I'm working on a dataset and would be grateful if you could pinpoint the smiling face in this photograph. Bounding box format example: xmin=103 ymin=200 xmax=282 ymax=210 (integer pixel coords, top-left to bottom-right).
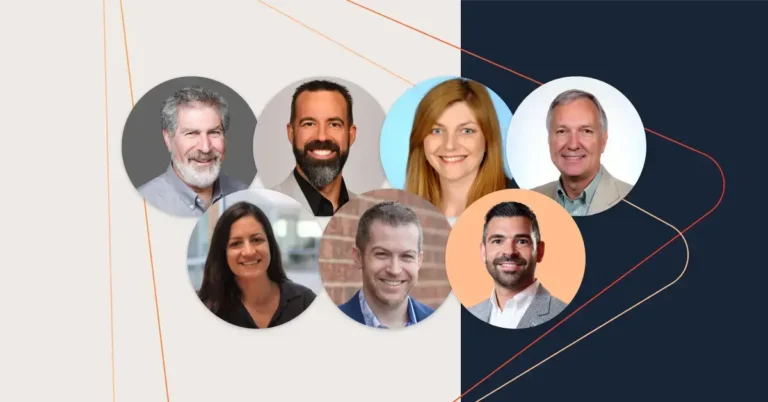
xmin=163 ymin=104 xmax=226 ymax=189
xmin=226 ymin=215 xmax=271 ymax=279
xmin=354 ymin=221 xmax=423 ymax=307
xmin=288 ymin=90 xmax=357 ymax=189
xmin=481 ymin=216 xmax=544 ymax=291
xmin=423 ymin=101 xmax=487 ymax=183
xmin=548 ymin=98 xmax=607 ymax=180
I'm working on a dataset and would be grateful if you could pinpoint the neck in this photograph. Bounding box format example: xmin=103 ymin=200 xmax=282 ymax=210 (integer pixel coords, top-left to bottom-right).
xmin=439 ymin=170 xmax=478 ymax=217
xmin=296 ymin=165 xmax=343 ymax=211
xmin=365 ymin=289 xmax=409 ymax=328
xmin=561 ymin=168 xmax=599 ymax=200
xmin=494 ymin=277 xmax=535 ymax=311
xmin=237 ymin=275 xmax=278 ymax=307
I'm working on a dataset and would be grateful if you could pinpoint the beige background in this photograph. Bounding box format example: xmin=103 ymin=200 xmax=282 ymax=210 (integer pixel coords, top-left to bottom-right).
xmin=446 ymin=189 xmax=586 ymax=307
xmin=0 ymin=1 xmax=462 ymax=401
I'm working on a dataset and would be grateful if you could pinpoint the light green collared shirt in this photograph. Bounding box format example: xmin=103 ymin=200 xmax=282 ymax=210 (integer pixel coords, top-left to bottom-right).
xmin=556 ymin=165 xmax=604 ymax=216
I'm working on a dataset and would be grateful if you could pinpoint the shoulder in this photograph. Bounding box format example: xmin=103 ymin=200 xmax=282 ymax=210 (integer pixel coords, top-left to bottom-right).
xmin=411 ymin=297 xmax=435 ymax=315
xmin=282 ymin=280 xmax=316 ymax=306
xmin=537 ymin=284 xmax=567 ymax=315
xmin=532 ymin=179 xmax=559 ymax=195
xmin=271 ymin=171 xmax=296 ymax=192
xmin=137 ymin=174 xmax=166 ymax=196
xmin=218 ymin=173 xmax=249 ymax=192
xmin=338 ymin=291 xmax=360 ymax=311
xmin=601 ymin=168 xmax=633 ymax=197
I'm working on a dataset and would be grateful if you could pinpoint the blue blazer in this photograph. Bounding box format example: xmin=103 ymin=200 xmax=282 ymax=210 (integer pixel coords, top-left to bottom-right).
xmin=338 ymin=289 xmax=435 ymax=325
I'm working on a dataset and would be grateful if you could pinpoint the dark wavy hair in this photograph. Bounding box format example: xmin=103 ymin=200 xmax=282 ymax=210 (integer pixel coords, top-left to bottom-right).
xmin=198 ymin=201 xmax=288 ymax=315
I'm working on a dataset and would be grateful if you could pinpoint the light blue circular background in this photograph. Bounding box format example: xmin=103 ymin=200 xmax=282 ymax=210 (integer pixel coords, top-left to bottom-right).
xmin=380 ymin=76 xmax=513 ymax=189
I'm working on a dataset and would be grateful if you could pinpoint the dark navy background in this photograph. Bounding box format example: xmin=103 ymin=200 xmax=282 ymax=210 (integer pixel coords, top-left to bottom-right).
xmin=460 ymin=1 xmax=761 ymax=400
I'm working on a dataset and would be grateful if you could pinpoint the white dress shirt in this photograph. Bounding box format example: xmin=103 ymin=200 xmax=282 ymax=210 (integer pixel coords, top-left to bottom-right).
xmin=488 ymin=280 xmax=540 ymax=329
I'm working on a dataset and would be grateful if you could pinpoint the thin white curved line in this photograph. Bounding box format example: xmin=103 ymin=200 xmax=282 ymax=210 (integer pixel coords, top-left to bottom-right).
xmin=476 ymin=199 xmax=690 ymax=401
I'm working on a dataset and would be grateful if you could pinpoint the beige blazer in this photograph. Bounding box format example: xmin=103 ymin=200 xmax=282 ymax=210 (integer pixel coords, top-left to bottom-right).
xmin=532 ymin=166 xmax=633 ymax=215
xmin=271 ymin=171 xmax=357 ymax=215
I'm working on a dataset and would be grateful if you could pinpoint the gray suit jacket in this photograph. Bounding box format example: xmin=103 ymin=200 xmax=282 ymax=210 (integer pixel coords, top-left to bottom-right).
xmin=468 ymin=283 xmax=567 ymax=329
xmin=532 ymin=166 xmax=632 ymax=216
xmin=271 ymin=171 xmax=357 ymax=215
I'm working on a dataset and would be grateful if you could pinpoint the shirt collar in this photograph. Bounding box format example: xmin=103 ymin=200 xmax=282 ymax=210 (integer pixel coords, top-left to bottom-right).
xmin=163 ymin=163 xmax=222 ymax=212
xmin=557 ymin=164 xmax=604 ymax=204
xmin=489 ymin=279 xmax=539 ymax=312
xmin=359 ymin=288 xmax=417 ymax=328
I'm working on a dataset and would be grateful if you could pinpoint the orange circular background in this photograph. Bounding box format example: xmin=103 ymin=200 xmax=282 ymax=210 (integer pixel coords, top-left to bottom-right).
xmin=446 ymin=189 xmax=585 ymax=307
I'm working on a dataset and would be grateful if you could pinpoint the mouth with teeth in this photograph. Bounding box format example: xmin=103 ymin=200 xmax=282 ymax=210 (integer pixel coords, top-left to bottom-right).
xmin=308 ymin=149 xmax=337 ymax=160
xmin=239 ymin=259 xmax=261 ymax=266
xmin=561 ymin=154 xmax=586 ymax=163
xmin=439 ymin=155 xmax=467 ymax=164
xmin=378 ymin=278 xmax=407 ymax=287
xmin=496 ymin=262 xmax=523 ymax=273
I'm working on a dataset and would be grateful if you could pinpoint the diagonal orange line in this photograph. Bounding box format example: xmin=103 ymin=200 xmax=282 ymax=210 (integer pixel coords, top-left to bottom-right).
xmin=118 ymin=1 xmax=170 ymax=401
xmin=340 ymin=2 xmax=727 ymax=401
xmin=257 ymin=0 xmax=414 ymax=86
xmin=346 ymin=0 xmax=544 ymax=86
xmin=101 ymin=0 xmax=116 ymax=400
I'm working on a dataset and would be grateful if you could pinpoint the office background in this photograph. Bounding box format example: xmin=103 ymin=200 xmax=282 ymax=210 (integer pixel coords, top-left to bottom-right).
xmin=187 ymin=189 xmax=324 ymax=295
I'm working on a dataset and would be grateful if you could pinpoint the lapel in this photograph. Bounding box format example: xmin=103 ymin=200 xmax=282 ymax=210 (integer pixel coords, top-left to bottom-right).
xmin=274 ymin=172 xmax=313 ymax=213
xmin=518 ymin=285 xmax=553 ymax=329
xmin=588 ymin=168 xmax=621 ymax=215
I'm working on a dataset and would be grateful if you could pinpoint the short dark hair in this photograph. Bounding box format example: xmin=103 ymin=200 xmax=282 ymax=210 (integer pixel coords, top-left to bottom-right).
xmin=482 ymin=201 xmax=541 ymax=245
xmin=198 ymin=202 xmax=288 ymax=315
xmin=355 ymin=201 xmax=422 ymax=254
xmin=289 ymin=79 xmax=354 ymax=126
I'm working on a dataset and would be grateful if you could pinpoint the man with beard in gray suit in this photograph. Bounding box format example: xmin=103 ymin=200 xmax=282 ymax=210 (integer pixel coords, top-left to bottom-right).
xmin=468 ymin=201 xmax=567 ymax=329
xmin=272 ymin=79 xmax=357 ymax=216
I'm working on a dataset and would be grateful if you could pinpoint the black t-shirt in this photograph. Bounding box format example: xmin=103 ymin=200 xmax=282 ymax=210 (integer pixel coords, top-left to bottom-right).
xmin=293 ymin=168 xmax=350 ymax=216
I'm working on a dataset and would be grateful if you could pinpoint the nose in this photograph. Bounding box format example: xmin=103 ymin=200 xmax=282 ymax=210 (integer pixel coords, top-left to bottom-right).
xmin=443 ymin=131 xmax=457 ymax=151
xmin=565 ymin=132 xmax=580 ymax=149
xmin=384 ymin=258 xmax=403 ymax=276
xmin=502 ymin=239 xmax=519 ymax=254
xmin=316 ymin=124 xmax=329 ymax=142
xmin=242 ymin=242 xmax=257 ymax=257
xmin=198 ymin=133 xmax=212 ymax=153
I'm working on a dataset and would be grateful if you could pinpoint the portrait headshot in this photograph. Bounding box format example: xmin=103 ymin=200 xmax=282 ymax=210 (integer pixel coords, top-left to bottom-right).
xmin=319 ymin=189 xmax=452 ymax=329
xmin=122 ymin=76 xmax=259 ymax=218
xmin=379 ymin=76 xmax=515 ymax=219
xmin=505 ymin=76 xmax=647 ymax=216
xmin=445 ymin=189 xmax=585 ymax=329
xmin=186 ymin=188 xmax=323 ymax=329
xmin=252 ymin=76 xmax=387 ymax=217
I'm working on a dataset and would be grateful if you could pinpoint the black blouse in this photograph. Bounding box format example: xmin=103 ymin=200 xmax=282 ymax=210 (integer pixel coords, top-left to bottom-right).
xmin=216 ymin=280 xmax=316 ymax=329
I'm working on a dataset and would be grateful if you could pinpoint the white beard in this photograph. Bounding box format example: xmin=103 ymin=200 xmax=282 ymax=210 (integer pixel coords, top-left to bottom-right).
xmin=172 ymin=151 xmax=221 ymax=188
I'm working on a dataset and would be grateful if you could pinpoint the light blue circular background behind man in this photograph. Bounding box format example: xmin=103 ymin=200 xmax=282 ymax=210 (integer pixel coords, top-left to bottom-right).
xmin=379 ymin=76 xmax=513 ymax=189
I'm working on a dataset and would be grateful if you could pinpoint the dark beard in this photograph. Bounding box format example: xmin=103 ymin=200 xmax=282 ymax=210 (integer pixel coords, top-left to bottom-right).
xmin=486 ymin=253 xmax=534 ymax=289
xmin=292 ymin=139 xmax=349 ymax=189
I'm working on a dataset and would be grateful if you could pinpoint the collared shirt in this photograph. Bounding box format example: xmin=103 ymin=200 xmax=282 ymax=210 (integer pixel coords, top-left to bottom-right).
xmin=488 ymin=280 xmax=539 ymax=329
xmin=359 ymin=288 xmax=418 ymax=329
xmin=138 ymin=163 xmax=248 ymax=217
xmin=556 ymin=165 xmax=604 ymax=216
xmin=293 ymin=167 xmax=350 ymax=216
xmin=213 ymin=280 xmax=316 ymax=329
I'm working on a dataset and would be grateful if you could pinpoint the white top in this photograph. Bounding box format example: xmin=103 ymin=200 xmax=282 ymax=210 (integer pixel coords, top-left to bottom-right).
xmin=488 ymin=280 xmax=540 ymax=329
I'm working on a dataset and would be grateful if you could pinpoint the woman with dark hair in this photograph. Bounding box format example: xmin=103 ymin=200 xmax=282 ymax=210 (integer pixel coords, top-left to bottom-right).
xmin=198 ymin=201 xmax=316 ymax=329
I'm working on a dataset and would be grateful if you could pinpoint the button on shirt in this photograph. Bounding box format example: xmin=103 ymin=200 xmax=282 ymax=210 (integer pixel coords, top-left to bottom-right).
xmin=359 ymin=288 xmax=418 ymax=328
xmin=556 ymin=165 xmax=604 ymax=216
xmin=488 ymin=280 xmax=540 ymax=329
xmin=138 ymin=163 xmax=248 ymax=217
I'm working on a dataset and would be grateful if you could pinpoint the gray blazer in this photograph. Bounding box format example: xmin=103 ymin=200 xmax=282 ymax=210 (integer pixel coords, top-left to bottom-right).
xmin=468 ymin=284 xmax=567 ymax=329
xmin=271 ymin=171 xmax=357 ymax=214
xmin=532 ymin=166 xmax=633 ymax=216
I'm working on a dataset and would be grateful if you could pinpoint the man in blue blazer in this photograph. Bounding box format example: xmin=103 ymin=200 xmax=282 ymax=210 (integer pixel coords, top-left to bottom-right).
xmin=337 ymin=201 xmax=435 ymax=328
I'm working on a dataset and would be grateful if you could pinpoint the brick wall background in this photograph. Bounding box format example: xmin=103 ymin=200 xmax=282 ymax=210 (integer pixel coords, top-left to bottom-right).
xmin=319 ymin=188 xmax=452 ymax=309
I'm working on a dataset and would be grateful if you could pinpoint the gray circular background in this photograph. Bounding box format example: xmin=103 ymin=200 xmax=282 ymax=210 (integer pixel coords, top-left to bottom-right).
xmin=122 ymin=76 xmax=258 ymax=191
xmin=253 ymin=76 xmax=387 ymax=192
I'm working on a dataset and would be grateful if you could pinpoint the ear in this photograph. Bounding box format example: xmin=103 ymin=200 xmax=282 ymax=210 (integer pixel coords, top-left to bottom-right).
xmin=417 ymin=250 xmax=424 ymax=270
xmin=480 ymin=241 xmax=487 ymax=265
xmin=349 ymin=124 xmax=358 ymax=147
xmin=286 ymin=123 xmax=294 ymax=144
xmin=162 ymin=130 xmax=173 ymax=152
xmin=536 ymin=241 xmax=545 ymax=263
xmin=352 ymin=246 xmax=363 ymax=269
xmin=600 ymin=129 xmax=609 ymax=154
